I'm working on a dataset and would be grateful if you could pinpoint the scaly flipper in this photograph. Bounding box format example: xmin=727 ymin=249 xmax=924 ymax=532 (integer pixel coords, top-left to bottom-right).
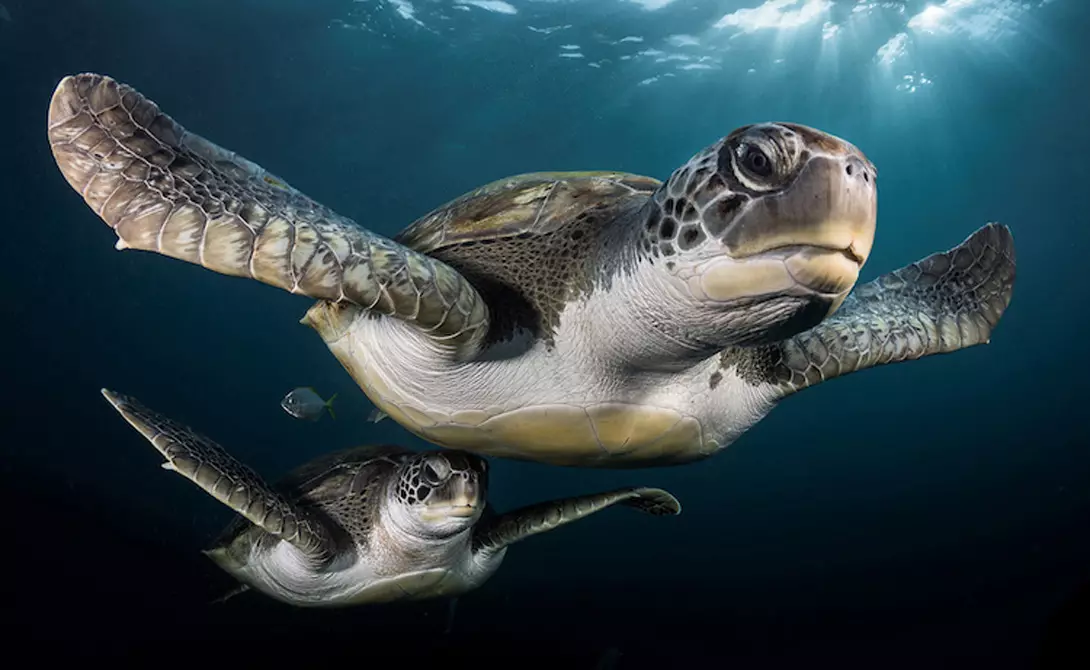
xmin=101 ymin=389 xmax=335 ymax=566
xmin=211 ymin=584 xmax=251 ymax=605
xmin=739 ymin=222 xmax=1015 ymax=396
xmin=472 ymin=487 xmax=680 ymax=557
xmin=49 ymin=74 xmax=489 ymax=349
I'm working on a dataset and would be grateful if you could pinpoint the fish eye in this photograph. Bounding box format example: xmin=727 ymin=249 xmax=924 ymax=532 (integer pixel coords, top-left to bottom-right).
xmin=742 ymin=145 xmax=773 ymax=177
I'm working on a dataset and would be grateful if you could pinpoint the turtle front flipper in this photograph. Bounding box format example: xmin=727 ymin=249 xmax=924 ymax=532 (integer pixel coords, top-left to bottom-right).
xmin=49 ymin=74 xmax=489 ymax=350
xmin=472 ymin=487 xmax=680 ymax=557
xmin=758 ymin=222 xmax=1016 ymax=397
xmin=101 ymin=389 xmax=335 ymax=566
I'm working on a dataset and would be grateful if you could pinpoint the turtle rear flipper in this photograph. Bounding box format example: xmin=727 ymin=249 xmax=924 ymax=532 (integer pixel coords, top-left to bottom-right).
xmin=101 ymin=389 xmax=335 ymax=566
xmin=49 ymin=74 xmax=488 ymax=350
xmin=765 ymin=222 xmax=1016 ymax=396
xmin=210 ymin=584 xmax=251 ymax=605
xmin=472 ymin=487 xmax=681 ymax=557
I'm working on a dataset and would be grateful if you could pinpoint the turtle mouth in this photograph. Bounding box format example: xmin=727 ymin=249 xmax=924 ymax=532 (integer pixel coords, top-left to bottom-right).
xmin=840 ymin=243 xmax=865 ymax=265
xmin=689 ymin=242 xmax=863 ymax=304
xmin=764 ymin=242 xmax=865 ymax=265
xmin=445 ymin=505 xmax=478 ymax=518
xmin=777 ymin=244 xmax=864 ymax=297
xmin=431 ymin=503 xmax=479 ymax=518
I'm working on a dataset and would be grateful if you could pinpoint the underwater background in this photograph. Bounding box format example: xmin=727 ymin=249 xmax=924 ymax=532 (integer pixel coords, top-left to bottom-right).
xmin=1 ymin=0 xmax=1087 ymax=666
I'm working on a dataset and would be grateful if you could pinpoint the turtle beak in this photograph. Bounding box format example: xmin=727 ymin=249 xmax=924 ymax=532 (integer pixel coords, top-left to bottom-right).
xmin=844 ymin=242 xmax=865 ymax=265
xmin=446 ymin=505 xmax=478 ymax=518
xmin=447 ymin=475 xmax=481 ymax=514
xmin=428 ymin=474 xmax=482 ymax=518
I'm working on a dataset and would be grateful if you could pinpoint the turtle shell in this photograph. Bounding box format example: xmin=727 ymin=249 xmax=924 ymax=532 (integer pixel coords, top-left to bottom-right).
xmin=396 ymin=171 xmax=660 ymax=252
xmin=395 ymin=171 xmax=661 ymax=343
xmin=208 ymin=445 xmax=409 ymax=565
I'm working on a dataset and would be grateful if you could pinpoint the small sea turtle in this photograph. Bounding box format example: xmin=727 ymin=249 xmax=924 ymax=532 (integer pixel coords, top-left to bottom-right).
xmin=52 ymin=74 xmax=1016 ymax=468
xmin=101 ymin=389 xmax=680 ymax=607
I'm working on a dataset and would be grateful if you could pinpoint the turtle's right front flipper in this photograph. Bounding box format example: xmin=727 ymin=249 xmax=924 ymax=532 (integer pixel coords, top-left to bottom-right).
xmin=759 ymin=222 xmax=1015 ymax=397
xmin=49 ymin=74 xmax=489 ymax=349
xmin=101 ymin=389 xmax=335 ymax=566
xmin=472 ymin=487 xmax=681 ymax=559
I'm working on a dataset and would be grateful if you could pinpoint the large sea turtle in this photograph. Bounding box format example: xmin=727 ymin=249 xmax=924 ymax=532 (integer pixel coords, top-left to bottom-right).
xmin=101 ymin=389 xmax=680 ymax=606
xmin=50 ymin=74 xmax=1016 ymax=468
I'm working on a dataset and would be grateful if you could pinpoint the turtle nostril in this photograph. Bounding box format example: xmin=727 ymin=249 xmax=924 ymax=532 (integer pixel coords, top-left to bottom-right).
xmin=845 ymin=158 xmax=873 ymax=186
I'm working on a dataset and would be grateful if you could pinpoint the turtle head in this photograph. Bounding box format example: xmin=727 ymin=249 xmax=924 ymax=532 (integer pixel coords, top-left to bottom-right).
xmin=390 ymin=450 xmax=488 ymax=539
xmin=640 ymin=122 xmax=876 ymax=347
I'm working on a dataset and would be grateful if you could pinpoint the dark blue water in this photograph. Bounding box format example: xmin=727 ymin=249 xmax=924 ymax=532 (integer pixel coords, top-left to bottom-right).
xmin=2 ymin=1 xmax=1087 ymax=666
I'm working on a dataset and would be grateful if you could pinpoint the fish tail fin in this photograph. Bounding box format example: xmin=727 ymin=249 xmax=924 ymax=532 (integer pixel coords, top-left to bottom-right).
xmin=326 ymin=393 xmax=337 ymax=420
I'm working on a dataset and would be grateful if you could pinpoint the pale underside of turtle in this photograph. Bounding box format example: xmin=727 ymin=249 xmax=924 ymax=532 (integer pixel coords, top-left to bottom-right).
xmin=101 ymin=390 xmax=680 ymax=607
xmin=49 ymin=74 xmax=1017 ymax=468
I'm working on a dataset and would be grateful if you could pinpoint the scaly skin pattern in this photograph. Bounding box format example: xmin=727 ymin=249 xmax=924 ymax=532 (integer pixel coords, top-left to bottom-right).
xmin=102 ymin=390 xmax=336 ymax=564
xmin=472 ymin=487 xmax=681 ymax=556
xmin=721 ymin=223 xmax=1016 ymax=396
xmin=47 ymin=73 xmax=488 ymax=350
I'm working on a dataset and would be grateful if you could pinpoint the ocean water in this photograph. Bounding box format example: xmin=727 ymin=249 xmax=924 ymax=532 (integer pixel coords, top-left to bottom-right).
xmin=1 ymin=0 xmax=1087 ymax=666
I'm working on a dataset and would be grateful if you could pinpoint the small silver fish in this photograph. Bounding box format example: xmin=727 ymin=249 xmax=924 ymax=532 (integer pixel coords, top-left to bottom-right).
xmin=280 ymin=387 xmax=337 ymax=421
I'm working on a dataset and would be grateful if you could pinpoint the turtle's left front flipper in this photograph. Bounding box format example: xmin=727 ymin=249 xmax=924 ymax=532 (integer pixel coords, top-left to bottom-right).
xmin=101 ymin=389 xmax=336 ymax=566
xmin=472 ymin=487 xmax=680 ymax=558
xmin=760 ymin=222 xmax=1015 ymax=397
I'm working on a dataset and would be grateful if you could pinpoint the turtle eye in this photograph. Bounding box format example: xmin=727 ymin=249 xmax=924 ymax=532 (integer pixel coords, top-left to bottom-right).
xmin=421 ymin=464 xmax=442 ymax=486
xmin=741 ymin=145 xmax=773 ymax=177
xmin=421 ymin=456 xmax=451 ymax=486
